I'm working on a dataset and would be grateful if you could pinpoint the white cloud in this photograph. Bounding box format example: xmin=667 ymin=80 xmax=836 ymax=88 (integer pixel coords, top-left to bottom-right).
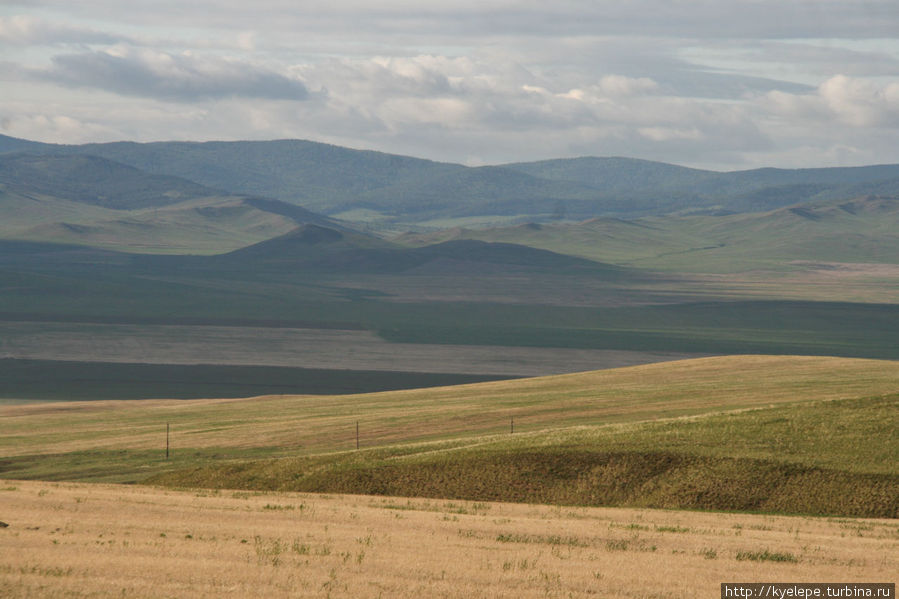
xmin=0 ymin=110 xmax=123 ymax=143
xmin=2 ymin=2 xmax=899 ymax=168
xmin=764 ymin=75 xmax=899 ymax=128
xmin=819 ymin=74 xmax=899 ymax=127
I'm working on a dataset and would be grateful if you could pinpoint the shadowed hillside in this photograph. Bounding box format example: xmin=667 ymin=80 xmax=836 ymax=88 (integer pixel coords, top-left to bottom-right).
xmin=214 ymin=226 xmax=625 ymax=274
xmin=0 ymin=153 xmax=341 ymax=253
xmin=4 ymin=134 xmax=899 ymax=224
xmin=0 ymin=153 xmax=221 ymax=210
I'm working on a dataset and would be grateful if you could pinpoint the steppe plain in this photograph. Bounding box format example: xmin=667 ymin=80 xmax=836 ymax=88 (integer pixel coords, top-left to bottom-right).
xmin=1 ymin=137 xmax=897 ymax=597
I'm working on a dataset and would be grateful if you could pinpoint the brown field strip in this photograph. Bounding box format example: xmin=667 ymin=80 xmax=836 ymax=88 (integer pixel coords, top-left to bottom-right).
xmin=3 ymin=355 xmax=897 ymax=461
xmin=0 ymin=320 xmax=699 ymax=376
xmin=1 ymin=480 xmax=896 ymax=598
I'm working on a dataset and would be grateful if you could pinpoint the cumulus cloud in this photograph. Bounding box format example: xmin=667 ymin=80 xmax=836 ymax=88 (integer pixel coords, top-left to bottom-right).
xmin=4 ymin=1 xmax=899 ymax=168
xmin=285 ymin=53 xmax=771 ymax=167
xmin=819 ymin=75 xmax=899 ymax=127
xmin=33 ymin=47 xmax=310 ymax=102
xmin=764 ymin=75 xmax=899 ymax=128
xmin=0 ymin=109 xmax=125 ymax=144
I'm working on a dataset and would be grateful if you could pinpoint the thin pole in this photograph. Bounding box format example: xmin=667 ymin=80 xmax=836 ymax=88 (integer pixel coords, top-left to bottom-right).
xmin=356 ymin=421 xmax=359 ymax=450
xmin=166 ymin=422 xmax=170 ymax=460
xmin=511 ymin=416 xmax=514 ymax=434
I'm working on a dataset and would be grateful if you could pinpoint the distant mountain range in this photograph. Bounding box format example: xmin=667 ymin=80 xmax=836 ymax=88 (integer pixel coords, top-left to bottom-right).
xmin=3 ymin=134 xmax=899 ymax=227
xmin=1 ymin=133 xmax=898 ymax=273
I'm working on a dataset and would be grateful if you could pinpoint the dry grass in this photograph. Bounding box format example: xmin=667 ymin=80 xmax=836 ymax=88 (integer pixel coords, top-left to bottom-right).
xmin=1 ymin=480 xmax=896 ymax=598
xmin=2 ymin=355 xmax=897 ymax=463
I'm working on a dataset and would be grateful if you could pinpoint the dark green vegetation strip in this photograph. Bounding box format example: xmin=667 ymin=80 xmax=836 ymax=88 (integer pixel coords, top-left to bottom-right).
xmin=147 ymin=395 xmax=899 ymax=518
xmin=3 ymin=238 xmax=898 ymax=360
xmin=2 ymin=256 xmax=897 ymax=359
xmin=0 ymin=358 xmax=509 ymax=400
xmin=375 ymin=300 xmax=899 ymax=359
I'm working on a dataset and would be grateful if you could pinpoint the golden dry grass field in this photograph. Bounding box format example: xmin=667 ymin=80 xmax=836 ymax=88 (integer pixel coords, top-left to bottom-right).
xmin=2 ymin=355 xmax=897 ymax=597
xmin=1 ymin=479 xmax=897 ymax=599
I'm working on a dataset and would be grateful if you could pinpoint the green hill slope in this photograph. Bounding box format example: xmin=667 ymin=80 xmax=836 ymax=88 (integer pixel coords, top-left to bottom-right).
xmin=4 ymin=356 xmax=897 ymax=518
xmin=182 ymin=394 xmax=894 ymax=517
xmin=0 ymin=192 xmax=335 ymax=254
xmin=399 ymin=196 xmax=899 ymax=272
xmin=3 ymin=355 xmax=893 ymax=516
xmin=0 ymin=153 xmax=342 ymax=254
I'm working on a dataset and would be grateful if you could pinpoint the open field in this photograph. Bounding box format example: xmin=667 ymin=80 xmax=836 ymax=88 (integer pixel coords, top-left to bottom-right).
xmin=1 ymin=356 xmax=897 ymax=596
xmin=665 ymin=264 xmax=899 ymax=305
xmin=331 ymin=263 xmax=899 ymax=306
xmin=7 ymin=260 xmax=895 ymax=359
xmin=1 ymin=480 xmax=896 ymax=599
xmin=2 ymin=356 xmax=897 ymax=516
xmin=4 ymin=355 xmax=896 ymax=463
xmin=168 ymin=393 xmax=895 ymax=518
xmin=3 ymin=240 xmax=897 ymax=406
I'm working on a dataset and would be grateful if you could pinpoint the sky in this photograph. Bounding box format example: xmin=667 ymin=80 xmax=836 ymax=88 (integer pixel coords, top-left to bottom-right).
xmin=1 ymin=1 xmax=898 ymax=171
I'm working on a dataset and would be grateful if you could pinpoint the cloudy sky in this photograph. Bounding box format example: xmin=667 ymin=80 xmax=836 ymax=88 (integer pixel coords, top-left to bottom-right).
xmin=2 ymin=1 xmax=898 ymax=170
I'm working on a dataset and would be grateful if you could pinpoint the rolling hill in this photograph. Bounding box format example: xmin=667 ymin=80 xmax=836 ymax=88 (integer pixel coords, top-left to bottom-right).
xmin=397 ymin=195 xmax=899 ymax=272
xmin=0 ymin=153 xmax=221 ymax=210
xmin=3 ymin=355 xmax=897 ymax=517
xmin=211 ymin=226 xmax=625 ymax=275
xmin=0 ymin=153 xmax=341 ymax=254
xmin=4 ymin=134 xmax=899 ymax=225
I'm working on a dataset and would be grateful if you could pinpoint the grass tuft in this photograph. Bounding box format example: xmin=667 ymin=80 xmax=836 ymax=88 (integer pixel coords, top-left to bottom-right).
xmin=735 ymin=549 xmax=799 ymax=563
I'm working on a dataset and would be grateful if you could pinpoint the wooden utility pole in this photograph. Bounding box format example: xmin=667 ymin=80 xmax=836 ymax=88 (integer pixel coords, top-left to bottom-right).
xmin=511 ymin=416 xmax=514 ymax=434
xmin=356 ymin=421 xmax=359 ymax=450
xmin=166 ymin=423 xmax=170 ymax=459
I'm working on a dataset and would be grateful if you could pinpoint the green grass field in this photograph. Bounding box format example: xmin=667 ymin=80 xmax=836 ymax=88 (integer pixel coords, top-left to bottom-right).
xmin=3 ymin=356 xmax=897 ymax=517
xmin=209 ymin=394 xmax=893 ymax=518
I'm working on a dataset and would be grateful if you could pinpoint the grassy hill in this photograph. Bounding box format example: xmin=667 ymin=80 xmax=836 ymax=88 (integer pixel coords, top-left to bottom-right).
xmin=0 ymin=153 xmax=341 ymax=254
xmin=162 ymin=395 xmax=896 ymax=517
xmin=212 ymin=228 xmax=625 ymax=275
xmin=2 ymin=355 xmax=897 ymax=517
xmin=398 ymin=196 xmax=899 ymax=272
xmin=0 ymin=193 xmax=332 ymax=254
